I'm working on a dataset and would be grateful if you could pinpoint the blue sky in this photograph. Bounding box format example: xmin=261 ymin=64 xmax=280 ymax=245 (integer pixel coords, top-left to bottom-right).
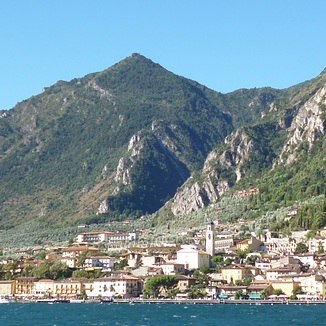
xmin=1 ymin=0 xmax=326 ymax=110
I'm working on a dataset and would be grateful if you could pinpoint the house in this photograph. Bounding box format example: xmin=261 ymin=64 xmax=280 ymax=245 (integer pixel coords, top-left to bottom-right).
xmin=247 ymin=280 xmax=273 ymax=298
xmin=83 ymin=256 xmax=116 ymax=271
xmin=220 ymin=265 xmax=250 ymax=284
xmin=175 ymin=275 xmax=197 ymax=292
xmin=130 ymin=266 xmax=163 ymax=277
xmin=299 ymin=274 xmax=324 ymax=296
xmin=53 ymin=279 xmax=83 ymax=298
xmin=255 ymin=259 xmax=272 ymax=272
xmin=308 ymin=236 xmax=326 ymax=253
xmin=33 ymin=279 xmax=54 ymax=297
xmin=15 ymin=277 xmax=39 ymax=297
xmin=205 ymin=285 xmax=219 ymax=298
xmin=217 ymin=285 xmax=247 ymax=298
xmin=155 ymin=262 xmax=185 ymax=275
xmin=233 ymin=188 xmax=260 ymax=198
xmin=0 ymin=280 xmax=16 ymax=296
xmin=236 ymin=236 xmax=263 ymax=252
xmin=93 ymin=275 xmax=141 ymax=298
xmin=61 ymin=246 xmax=100 ymax=268
xmin=265 ymin=265 xmax=301 ymax=281
xmin=176 ymin=245 xmax=210 ymax=270
xmin=270 ymin=279 xmax=300 ymax=296
xmin=294 ymin=253 xmax=316 ymax=269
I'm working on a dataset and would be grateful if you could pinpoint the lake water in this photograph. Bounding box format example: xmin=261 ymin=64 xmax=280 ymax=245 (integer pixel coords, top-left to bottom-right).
xmin=0 ymin=302 xmax=326 ymax=325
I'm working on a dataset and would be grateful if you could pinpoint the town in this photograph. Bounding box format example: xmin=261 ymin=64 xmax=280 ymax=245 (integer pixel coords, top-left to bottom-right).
xmin=1 ymin=211 xmax=326 ymax=303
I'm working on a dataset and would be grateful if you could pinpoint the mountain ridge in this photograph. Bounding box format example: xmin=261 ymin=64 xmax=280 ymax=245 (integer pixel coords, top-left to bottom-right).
xmin=0 ymin=54 xmax=325 ymax=243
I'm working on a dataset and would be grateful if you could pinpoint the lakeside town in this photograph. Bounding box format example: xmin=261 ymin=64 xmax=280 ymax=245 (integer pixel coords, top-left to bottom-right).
xmin=2 ymin=202 xmax=326 ymax=304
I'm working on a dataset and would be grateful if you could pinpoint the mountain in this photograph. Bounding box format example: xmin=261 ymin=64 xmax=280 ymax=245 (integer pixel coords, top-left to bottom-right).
xmin=0 ymin=53 xmax=235 ymax=228
xmin=0 ymin=53 xmax=325 ymax=241
xmin=168 ymin=69 xmax=326 ymax=224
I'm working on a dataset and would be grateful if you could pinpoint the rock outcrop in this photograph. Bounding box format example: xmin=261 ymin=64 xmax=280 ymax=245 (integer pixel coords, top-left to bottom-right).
xmin=277 ymin=86 xmax=326 ymax=165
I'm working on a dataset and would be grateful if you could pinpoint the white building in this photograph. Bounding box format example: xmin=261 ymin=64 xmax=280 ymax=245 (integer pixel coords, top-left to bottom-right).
xmin=77 ymin=230 xmax=138 ymax=244
xmin=93 ymin=275 xmax=141 ymax=298
xmin=33 ymin=279 xmax=54 ymax=297
xmin=176 ymin=245 xmax=210 ymax=270
xmin=155 ymin=263 xmax=185 ymax=275
xmin=308 ymin=236 xmax=326 ymax=253
xmin=83 ymin=256 xmax=116 ymax=271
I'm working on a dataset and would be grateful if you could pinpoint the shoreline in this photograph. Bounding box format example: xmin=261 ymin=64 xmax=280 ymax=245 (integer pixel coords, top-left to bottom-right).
xmin=7 ymin=298 xmax=326 ymax=305
xmin=113 ymin=298 xmax=326 ymax=305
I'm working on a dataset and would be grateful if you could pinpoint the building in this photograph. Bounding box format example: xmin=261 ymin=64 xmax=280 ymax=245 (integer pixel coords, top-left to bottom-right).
xmin=33 ymin=279 xmax=54 ymax=297
xmin=15 ymin=277 xmax=39 ymax=297
xmin=0 ymin=280 xmax=16 ymax=296
xmin=236 ymin=236 xmax=263 ymax=252
xmin=176 ymin=245 xmax=210 ymax=270
xmin=215 ymin=238 xmax=234 ymax=251
xmin=83 ymin=256 xmax=116 ymax=271
xmin=233 ymin=188 xmax=260 ymax=198
xmin=206 ymin=221 xmax=215 ymax=256
xmin=155 ymin=263 xmax=185 ymax=275
xmin=53 ymin=279 xmax=83 ymax=298
xmin=61 ymin=246 xmax=100 ymax=268
xmin=77 ymin=231 xmax=113 ymax=243
xmin=308 ymin=236 xmax=326 ymax=253
xmin=270 ymin=279 xmax=300 ymax=296
xmin=220 ymin=265 xmax=251 ymax=284
xmin=77 ymin=230 xmax=138 ymax=244
xmin=265 ymin=265 xmax=301 ymax=281
xmin=93 ymin=275 xmax=141 ymax=298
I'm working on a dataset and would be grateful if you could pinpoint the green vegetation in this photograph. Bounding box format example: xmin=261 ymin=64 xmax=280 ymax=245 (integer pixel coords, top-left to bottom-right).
xmin=143 ymin=275 xmax=179 ymax=298
xmin=0 ymin=53 xmax=325 ymax=245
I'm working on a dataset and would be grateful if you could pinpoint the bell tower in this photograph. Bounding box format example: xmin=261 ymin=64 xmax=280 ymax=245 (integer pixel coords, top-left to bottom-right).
xmin=206 ymin=220 xmax=215 ymax=256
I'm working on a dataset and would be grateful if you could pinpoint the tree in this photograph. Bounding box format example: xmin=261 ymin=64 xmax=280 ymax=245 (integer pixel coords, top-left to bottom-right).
xmin=32 ymin=260 xmax=70 ymax=280
xmin=77 ymin=251 xmax=89 ymax=268
xmin=236 ymin=249 xmax=249 ymax=264
xmin=318 ymin=241 xmax=325 ymax=254
xmin=72 ymin=270 xmax=89 ymax=279
xmin=295 ymin=242 xmax=308 ymax=254
xmin=143 ymin=275 xmax=179 ymax=298
xmin=114 ymin=258 xmax=128 ymax=271
xmin=247 ymin=255 xmax=259 ymax=266
xmin=273 ymin=288 xmax=284 ymax=296
xmin=260 ymin=289 xmax=269 ymax=299
xmin=193 ymin=269 xmax=210 ymax=287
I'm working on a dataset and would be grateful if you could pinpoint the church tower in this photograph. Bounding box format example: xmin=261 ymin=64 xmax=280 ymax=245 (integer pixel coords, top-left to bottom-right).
xmin=206 ymin=220 xmax=215 ymax=256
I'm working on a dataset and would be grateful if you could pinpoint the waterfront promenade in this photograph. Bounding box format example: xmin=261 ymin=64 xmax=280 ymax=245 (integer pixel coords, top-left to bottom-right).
xmin=113 ymin=298 xmax=326 ymax=305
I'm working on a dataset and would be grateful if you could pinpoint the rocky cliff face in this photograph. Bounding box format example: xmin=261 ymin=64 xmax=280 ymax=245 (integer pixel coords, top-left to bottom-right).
xmin=170 ymin=129 xmax=255 ymax=216
xmin=277 ymin=86 xmax=326 ymax=165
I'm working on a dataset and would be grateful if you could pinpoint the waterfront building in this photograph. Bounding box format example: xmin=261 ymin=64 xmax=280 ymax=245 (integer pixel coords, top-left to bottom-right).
xmin=15 ymin=277 xmax=39 ymax=297
xmin=33 ymin=279 xmax=54 ymax=297
xmin=270 ymin=279 xmax=300 ymax=296
xmin=93 ymin=275 xmax=141 ymax=298
xmin=0 ymin=280 xmax=16 ymax=296
xmin=53 ymin=279 xmax=83 ymax=298
xmin=220 ymin=265 xmax=251 ymax=284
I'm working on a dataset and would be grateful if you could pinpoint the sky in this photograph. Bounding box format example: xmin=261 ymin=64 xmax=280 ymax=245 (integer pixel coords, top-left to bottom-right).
xmin=1 ymin=0 xmax=326 ymax=110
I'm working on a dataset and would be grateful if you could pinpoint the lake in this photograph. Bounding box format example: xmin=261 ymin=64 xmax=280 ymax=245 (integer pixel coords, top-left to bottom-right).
xmin=0 ymin=302 xmax=326 ymax=325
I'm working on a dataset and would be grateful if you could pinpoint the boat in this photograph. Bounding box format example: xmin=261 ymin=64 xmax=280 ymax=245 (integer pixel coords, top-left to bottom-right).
xmin=69 ymin=299 xmax=85 ymax=303
xmin=0 ymin=296 xmax=12 ymax=303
